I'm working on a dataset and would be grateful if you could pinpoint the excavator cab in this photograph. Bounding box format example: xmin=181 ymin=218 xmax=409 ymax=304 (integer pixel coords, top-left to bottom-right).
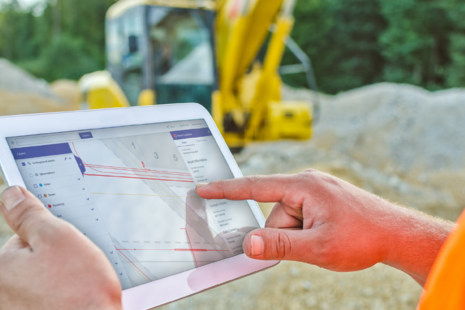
xmin=104 ymin=3 xmax=216 ymax=110
xmin=79 ymin=0 xmax=318 ymax=150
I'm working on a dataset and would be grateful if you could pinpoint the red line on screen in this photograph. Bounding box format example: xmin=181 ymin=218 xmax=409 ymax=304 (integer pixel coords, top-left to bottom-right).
xmin=182 ymin=228 xmax=198 ymax=267
xmin=115 ymin=248 xmax=152 ymax=282
xmin=83 ymin=173 xmax=194 ymax=183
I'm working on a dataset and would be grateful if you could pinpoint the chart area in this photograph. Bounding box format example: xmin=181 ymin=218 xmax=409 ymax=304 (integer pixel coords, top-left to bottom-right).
xmin=9 ymin=121 xmax=260 ymax=290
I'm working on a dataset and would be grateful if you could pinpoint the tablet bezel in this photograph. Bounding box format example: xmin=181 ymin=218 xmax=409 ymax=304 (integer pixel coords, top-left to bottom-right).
xmin=0 ymin=103 xmax=278 ymax=310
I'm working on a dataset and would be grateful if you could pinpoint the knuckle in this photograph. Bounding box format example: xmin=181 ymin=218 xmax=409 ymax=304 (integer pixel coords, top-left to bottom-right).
xmin=301 ymin=169 xmax=322 ymax=180
xmin=303 ymin=168 xmax=318 ymax=174
xmin=245 ymin=175 xmax=264 ymax=199
xmin=247 ymin=175 xmax=263 ymax=185
xmin=13 ymin=202 xmax=46 ymax=233
xmin=216 ymin=179 xmax=226 ymax=198
xmin=272 ymin=232 xmax=292 ymax=260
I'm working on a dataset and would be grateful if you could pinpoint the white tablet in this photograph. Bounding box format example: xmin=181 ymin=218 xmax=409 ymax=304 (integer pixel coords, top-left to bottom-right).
xmin=0 ymin=103 xmax=278 ymax=309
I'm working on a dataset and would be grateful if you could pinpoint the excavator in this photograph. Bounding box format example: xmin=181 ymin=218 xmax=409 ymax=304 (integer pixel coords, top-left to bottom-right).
xmin=78 ymin=0 xmax=319 ymax=150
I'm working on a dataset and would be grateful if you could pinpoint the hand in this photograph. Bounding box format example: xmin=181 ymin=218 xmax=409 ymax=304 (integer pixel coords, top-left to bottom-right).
xmin=0 ymin=187 xmax=122 ymax=310
xmin=196 ymin=170 xmax=454 ymax=286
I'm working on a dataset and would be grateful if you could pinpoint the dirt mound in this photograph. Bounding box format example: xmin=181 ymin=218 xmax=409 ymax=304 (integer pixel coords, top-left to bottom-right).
xmin=312 ymin=83 xmax=465 ymax=174
xmin=0 ymin=58 xmax=73 ymax=117
xmin=0 ymin=58 xmax=61 ymax=100
xmin=0 ymin=89 xmax=68 ymax=116
xmin=50 ymin=79 xmax=80 ymax=108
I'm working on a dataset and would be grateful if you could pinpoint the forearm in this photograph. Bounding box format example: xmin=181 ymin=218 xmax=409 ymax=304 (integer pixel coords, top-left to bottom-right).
xmin=381 ymin=204 xmax=455 ymax=286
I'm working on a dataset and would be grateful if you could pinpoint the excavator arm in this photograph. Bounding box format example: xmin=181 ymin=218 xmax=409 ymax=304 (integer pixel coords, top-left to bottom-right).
xmin=214 ymin=0 xmax=311 ymax=147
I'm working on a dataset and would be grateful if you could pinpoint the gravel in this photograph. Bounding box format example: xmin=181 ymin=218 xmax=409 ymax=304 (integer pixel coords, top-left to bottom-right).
xmin=0 ymin=58 xmax=68 ymax=117
xmin=0 ymin=58 xmax=62 ymax=100
xmin=284 ymin=83 xmax=465 ymax=174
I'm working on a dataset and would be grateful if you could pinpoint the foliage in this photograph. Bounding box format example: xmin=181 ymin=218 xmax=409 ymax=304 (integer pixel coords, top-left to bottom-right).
xmin=283 ymin=0 xmax=462 ymax=94
xmin=0 ymin=0 xmax=117 ymax=82
xmin=1 ymin=0 xmax=465 ymax=93
xmin=19 ymin=34 xmax=100 ymax=81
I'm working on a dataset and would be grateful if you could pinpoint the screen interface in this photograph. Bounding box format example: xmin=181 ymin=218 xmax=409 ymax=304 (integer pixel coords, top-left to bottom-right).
xmin=7 ymin=120 xmax=260 ymax=290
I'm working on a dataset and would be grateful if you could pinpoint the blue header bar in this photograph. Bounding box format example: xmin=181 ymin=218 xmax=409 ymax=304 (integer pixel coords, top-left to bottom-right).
xmin=79 ymin=132 xmax=93 ymax=139
xmin=12 ymin=143 xmax=72 ymax=160
xmin=170 ymin=128 xmax=212 ymax=140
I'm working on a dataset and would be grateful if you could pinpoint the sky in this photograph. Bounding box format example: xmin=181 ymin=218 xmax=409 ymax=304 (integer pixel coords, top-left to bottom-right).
xmin=0 ymin=0 xmax=46 ymax=14
xmin=0 ymin=0 xmax=38 ymax=7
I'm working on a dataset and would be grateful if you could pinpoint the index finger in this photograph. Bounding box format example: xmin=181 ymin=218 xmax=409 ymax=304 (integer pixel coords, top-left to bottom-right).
xmin=196 ymin=174 xmax=305 ymax=204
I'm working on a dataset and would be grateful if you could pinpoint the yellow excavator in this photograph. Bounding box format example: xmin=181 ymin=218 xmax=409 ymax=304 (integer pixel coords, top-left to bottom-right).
xmin=78 ymin=0 xmax=319 ymax=150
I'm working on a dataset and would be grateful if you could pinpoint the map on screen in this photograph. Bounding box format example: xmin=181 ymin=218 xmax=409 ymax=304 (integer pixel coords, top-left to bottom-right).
xmin=7 ymin=120 xmax=259 ymax=289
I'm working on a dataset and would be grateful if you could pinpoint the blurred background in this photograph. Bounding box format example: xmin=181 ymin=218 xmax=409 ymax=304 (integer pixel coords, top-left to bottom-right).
xmin=1 ymin=0 xmax=465 ymax=309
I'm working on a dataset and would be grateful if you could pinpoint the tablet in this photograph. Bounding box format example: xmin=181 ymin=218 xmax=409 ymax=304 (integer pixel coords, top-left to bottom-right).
xmin=0 ymin=103 xmax=278 ymax=309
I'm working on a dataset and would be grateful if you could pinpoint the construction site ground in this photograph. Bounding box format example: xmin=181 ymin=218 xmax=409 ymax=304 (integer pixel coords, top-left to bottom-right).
xmin=0 ymin=59 xmax=463 ymax=308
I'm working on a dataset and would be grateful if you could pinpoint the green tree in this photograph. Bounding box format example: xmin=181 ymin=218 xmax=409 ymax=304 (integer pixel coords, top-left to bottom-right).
xmin=20 ymin=34 xmax=100 ymax=81
xmin=0 ymin=0 xmax=117 ymax=82
xmin=284 ymin=0 xmax=387 ymax=94
xmin=379 ymin=0 xmax=453 ymax=89
xmin=0 ymin=0 xmax=40 ymax=62
xmin=444 ymin=0 xmax=465 ymax=87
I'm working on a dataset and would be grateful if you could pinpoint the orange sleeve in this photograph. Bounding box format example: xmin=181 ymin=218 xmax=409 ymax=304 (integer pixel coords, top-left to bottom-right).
xmin=418 ymin=211 xmax=465 ymax=309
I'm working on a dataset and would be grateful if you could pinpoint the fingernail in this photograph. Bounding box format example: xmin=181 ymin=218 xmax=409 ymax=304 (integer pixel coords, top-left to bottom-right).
xmin=251 ymin=235 xmax=264 ymax=256
xmin=196 ymin=183 xmax=208 ymax=190
xmin=1 ymin=187 xmax=25 ymax=211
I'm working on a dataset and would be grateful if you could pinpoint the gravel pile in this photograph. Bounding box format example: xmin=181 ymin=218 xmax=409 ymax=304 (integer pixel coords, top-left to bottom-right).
xmin=0 ymin=58 xmax=68 ymax=117
xmin=0 ymin=58 xmax=61 ymax=100
xmin=283 ymin=83 xmax=465 ymax=174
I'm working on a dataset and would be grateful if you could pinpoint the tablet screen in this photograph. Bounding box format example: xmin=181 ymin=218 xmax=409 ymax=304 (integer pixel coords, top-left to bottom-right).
xmin=7 ymin=120 xmax=260 ymax=289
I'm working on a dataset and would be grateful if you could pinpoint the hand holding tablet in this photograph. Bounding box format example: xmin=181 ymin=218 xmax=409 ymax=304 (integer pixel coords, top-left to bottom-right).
xmin=0 ymin=104 xmax=277 ymax=309
xmin=0 ymin=186 xmax=122 ymax=310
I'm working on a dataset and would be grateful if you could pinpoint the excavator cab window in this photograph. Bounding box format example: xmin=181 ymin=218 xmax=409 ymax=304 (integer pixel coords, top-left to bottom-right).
xmin=106 ymin=6 xmax=145 ymax=106
xmin=148 ymin=7 xmax=216 ymax=111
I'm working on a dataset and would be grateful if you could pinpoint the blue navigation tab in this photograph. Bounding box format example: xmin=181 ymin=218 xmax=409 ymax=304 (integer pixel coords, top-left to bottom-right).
xmin=170 ymin=128 xmax=212 ymax=140
xmin=12 ymin=143 xmax=72 ymax=160
xmin=79 ymin=132 xmax=93 ymax=139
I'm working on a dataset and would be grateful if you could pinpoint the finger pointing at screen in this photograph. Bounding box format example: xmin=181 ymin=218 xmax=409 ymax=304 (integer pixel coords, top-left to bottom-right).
xmin=196 ymin=170 xmax=452 ymax=286
xmin=0 ymin=187 xmax=122 ymax=310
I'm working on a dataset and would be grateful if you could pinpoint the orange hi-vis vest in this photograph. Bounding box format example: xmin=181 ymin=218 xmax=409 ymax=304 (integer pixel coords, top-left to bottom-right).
xmin=417 ymin=211 xmax=465 ymax=309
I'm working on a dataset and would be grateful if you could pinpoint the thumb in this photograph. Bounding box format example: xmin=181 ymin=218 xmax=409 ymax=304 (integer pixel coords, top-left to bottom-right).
xmin=242 ymin=228 xmax=311 ymax=262
xmin=0 ymin=186 xmax=59 ymax=247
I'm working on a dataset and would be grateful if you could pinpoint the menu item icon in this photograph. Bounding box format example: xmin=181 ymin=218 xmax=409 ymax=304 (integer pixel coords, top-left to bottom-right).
xmin=22 ymin=162 xmax=26 ymax=166
xmin=33 ymin=184 xmax=38 ymax=188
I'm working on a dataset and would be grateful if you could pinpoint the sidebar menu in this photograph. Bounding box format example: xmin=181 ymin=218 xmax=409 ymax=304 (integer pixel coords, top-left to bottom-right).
xmin=11 ymin=143 xmax=131 ymax=289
